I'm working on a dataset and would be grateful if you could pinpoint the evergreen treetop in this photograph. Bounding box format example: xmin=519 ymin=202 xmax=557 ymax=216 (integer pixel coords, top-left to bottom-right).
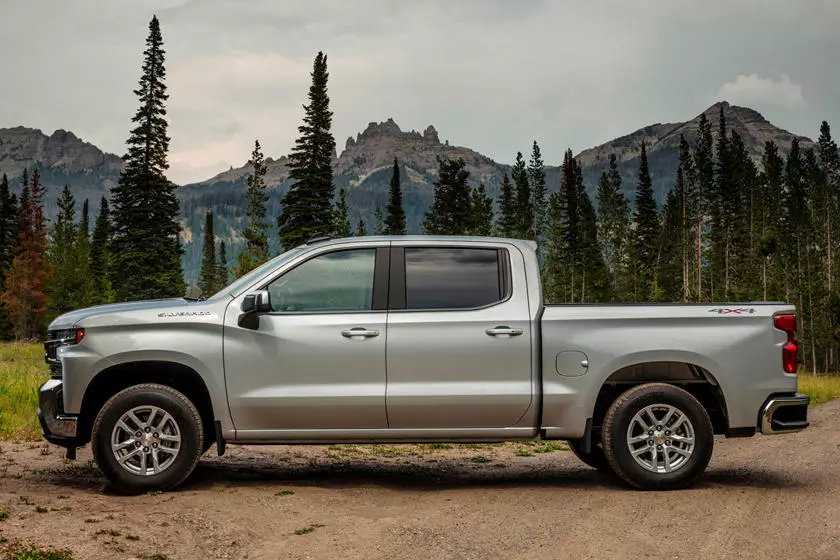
xmin=512 ymin=151 xmax=533 ymax=239
xmin=384 ymin=157 xmax=407 ymax=235
xmin=279 ymin=51 xmax=336 ymax=248
xmin=199 ymin=210 xmax=217 ymax=297
xmin=110 ymin=15 xmax=183 ymax=301
xmin=423 ymin=157 xmax=472 ymax=235
xmin=235 ymin=139 xmax=271 ymax=277
xmin=496 ymin=173 xmax=517 ymax=237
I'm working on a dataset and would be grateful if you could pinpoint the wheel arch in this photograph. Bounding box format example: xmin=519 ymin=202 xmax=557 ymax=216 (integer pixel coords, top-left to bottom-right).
xmin=77 ymin=360 xmax=216 ymax=447
xmin=591 ymin=357 xmax=730 ymax=436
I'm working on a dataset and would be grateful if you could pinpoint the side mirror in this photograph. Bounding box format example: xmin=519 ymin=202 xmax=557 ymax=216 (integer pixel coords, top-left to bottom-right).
xmin=238 ymin=290 xmax=271 ymax=329
xmin=241 ymin=290 xmax=272 ymax=313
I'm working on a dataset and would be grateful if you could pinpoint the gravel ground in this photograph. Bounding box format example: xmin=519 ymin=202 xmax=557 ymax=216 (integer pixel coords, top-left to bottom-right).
xmin=1 ymin=399 xmax=838 ymax=560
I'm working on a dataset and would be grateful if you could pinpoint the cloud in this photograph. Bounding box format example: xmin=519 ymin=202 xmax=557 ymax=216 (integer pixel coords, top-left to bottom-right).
xmin=714 ymin=74 xmax=805 ymax=109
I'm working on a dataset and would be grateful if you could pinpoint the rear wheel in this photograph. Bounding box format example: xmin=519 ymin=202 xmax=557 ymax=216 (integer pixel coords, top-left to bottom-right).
xmin=568 ymin=439 xmax=611 ymax=472
xmin=91 ymin=383 xmax=204 ymax=494
xmin=602 ymin=383 xmax=713 ymax=490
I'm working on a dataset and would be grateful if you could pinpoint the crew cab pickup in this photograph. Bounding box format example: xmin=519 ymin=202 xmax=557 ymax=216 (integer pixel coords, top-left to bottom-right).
xmin=39 ymin=236 xmax=810 ymax=492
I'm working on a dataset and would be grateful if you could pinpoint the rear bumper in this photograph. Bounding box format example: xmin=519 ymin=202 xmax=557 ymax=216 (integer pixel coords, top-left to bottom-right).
xmin=760 ymin=393 xmax=810 ymax=434
xmin=37 ymin=379 xmax=79 ymax=448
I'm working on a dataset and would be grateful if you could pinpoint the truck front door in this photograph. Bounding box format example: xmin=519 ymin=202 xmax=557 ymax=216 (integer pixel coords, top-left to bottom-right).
xmin=224 ymin=243 xmax=390 ymax=433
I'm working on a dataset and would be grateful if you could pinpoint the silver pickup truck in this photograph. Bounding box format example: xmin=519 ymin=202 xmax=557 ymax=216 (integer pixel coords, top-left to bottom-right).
xmin=39 ymin=236 xmax=809 ymax=492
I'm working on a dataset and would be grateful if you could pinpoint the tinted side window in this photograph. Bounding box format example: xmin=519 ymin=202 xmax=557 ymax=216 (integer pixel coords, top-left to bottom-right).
xmin=404 ymin=248 xmax=502 ymax=310
xmin=266 ymin=249 xmax=376 ymax=312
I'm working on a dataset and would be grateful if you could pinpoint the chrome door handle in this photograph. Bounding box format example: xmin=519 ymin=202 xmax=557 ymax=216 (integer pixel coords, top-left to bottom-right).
xmin=486 ymin=326 xmax=524 ymax=337
xmin=341 ymin=328 xmax=380 ymax=339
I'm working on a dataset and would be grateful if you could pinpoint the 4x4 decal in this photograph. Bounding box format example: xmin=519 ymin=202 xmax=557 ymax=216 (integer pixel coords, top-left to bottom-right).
xmin=708 ymin=308 xmax=756 ymax=315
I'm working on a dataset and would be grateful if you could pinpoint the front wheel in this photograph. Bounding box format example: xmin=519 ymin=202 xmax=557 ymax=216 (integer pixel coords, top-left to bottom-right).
xmin=602 ymin=383 xmax=713 ymax=490
xmin=91 ymin=383 xmax=204 ymax=494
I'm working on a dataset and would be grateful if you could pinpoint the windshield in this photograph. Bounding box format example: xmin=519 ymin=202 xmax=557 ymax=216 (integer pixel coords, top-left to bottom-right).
xmin=208 ymin=247 xmax=307 ymax=300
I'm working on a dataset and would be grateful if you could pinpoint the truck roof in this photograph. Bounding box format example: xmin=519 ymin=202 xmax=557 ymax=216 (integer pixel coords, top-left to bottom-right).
xmin=303 ymin=235 xmax=538 ymax=252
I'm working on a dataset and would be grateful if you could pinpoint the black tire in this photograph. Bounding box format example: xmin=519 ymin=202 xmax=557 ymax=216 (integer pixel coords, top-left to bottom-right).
xmin=602 ymin=383 xmax=713 ymax=490
xmin=91 ymin=383 xmax=204 ymax=494
xmin=568 ymin=439 xmax=612 ymax=472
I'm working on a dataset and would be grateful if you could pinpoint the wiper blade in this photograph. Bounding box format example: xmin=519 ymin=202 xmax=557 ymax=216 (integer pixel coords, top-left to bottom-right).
xmin=182 ymin=296 xmax=206 ymax=302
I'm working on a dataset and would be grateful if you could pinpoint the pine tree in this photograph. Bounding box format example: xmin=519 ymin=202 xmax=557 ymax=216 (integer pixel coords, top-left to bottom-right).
xmin=726 ymin=131 xmax=756 ymax=299
xmin=528 ymin=141 xmax=548 ymax=255
xmin=0 ymin=174 xmax=18 ymax=338
xmin=469 ymin=184 xmax=494 ymax=236
xmin=693 ymin=112 xmax=714 ymax=300
xmin=278 ymin=51 xmax=336 ymax=248
xmin=423 ymin=157 xmax=472 ymax=235
xmin=496 ymin=173 xmax=517 ymax=237
xmin=235 ymin=140 xmax=270 ymax=277
xmin=512 ymin=152 xmax=533 ymax=239
xmin=74 ymin=198 xmax=93 ymax=308
xmin=655 ymin=185 xmax=684 ymax=301
xmin=577 ymin=166 xmax=609 ymax=302
xmin=384 ymin=157 xmax=406 ymax=235
xmin=710 ymin=105 xmax=731 ymax=298
xmin=633 ymin=141 xmax=659 ymax=300
xmin=2 ymin=169 xmax=49 ymax=340
xmin=757 ymin=141 xmax=784 ymax=301
xmin=47 ymin=187 xmax=83 ymax=319
xmin=596 ymin=154 xmax=630 ymax=298
xmin=544 ymin=150 xmax=579 ymax=303
xmin=199 ymin=210 xmax=217 ymax=297
xmin=785 ymin=138 xmax=806 ymax=307
xmin=110 ymin=15 xmax=183 ymax=301
xmin=333 ymin=188 xmax=352 ymax=237
xmin=216 ymin=241 xmax=229 ymax=289
xmin=374 ymin=205 xmax=383 ymax=234
xmin=356 ymin=216 xmax=367 ymax=236
xmin=89 ymin=196 xmax=112 ymax=303
xmin=0 ymin=174 xmax=16 ymax=275
xmin=817 ymin=121 xmax=839 ymax=290
xmin=678 ymin=135 xmax=697 ymax=301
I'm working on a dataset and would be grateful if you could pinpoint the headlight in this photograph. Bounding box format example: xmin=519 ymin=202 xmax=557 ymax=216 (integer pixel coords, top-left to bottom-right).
xmin=45 ymin=328 xmax=85 ymax=375
xmin=50 ymin=328 xmax=85 ymax=345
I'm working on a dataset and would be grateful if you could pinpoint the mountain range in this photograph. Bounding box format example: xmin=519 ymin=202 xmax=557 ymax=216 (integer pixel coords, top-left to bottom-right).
xmin=0 ymin=101 xmax=814 ymax=283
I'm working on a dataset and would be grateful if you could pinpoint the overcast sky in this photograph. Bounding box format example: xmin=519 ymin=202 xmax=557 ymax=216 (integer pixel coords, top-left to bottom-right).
xmin=2 ymin=0 xmax=838 ymax=184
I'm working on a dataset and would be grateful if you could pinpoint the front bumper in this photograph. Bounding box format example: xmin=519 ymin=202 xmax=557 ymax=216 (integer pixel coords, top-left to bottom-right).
xmin=760 ymin=393 xmax=810 ymax=434
xmin=37 ymin=379 xmax=79 ymax=450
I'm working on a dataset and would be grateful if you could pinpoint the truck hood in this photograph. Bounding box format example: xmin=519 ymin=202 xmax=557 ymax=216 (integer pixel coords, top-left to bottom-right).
xmin=48 ymin=299 xmax=196 ymax=330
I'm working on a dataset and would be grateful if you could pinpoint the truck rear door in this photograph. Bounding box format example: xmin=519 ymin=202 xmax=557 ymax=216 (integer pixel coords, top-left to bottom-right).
xmin=385 ymin=242 xmax=533 ymax=429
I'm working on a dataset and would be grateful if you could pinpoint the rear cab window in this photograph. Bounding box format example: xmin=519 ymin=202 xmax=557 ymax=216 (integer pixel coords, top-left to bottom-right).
xmin=398 ymin=246 xmax=510 ymax=310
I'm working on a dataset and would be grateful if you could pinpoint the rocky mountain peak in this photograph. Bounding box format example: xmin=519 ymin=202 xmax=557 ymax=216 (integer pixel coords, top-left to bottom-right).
xmin=423 ymin=125 xmax=439 ymax=144
xmin=0 ymin=126 xmax=122 ymax=180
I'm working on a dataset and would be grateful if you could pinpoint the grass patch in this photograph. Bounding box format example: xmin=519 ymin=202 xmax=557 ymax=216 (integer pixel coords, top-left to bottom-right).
xmin=34 ymin=506 xmax=49 ymax=514
xmin=0 ymin=343 xmax=48 ymax=441
xmin=94 ymin=529 xmax=121 ymax=537
xmin=275 ymin=489 xmax=295 ymax=496
xmin=533 ymin=441 xmax=568 ymax=453
xmin=293 ymin=523 xmax=324 ymax=535
xmin=514 ymin=449 xmax=534 ymax=457
xmin=799 ymin=373 xmax=840 ymax=406
xmin=0 ymin=507 xmax=9 ymax=520
xmin=0 ymin=539 xmax=74 ymax=560
xmin=470 ymin=456 xmax=491 ymax=463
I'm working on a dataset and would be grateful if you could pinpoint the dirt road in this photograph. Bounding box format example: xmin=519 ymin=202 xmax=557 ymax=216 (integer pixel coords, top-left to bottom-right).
xmin=1 ymin=400 xmax=839 ymax=560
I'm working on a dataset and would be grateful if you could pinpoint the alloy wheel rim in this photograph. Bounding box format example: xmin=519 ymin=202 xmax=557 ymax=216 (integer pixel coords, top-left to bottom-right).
xmin=626 ymin=404 xmax=695 ymax=474
xmin=111 ymin=405 xmax=181 ymax=476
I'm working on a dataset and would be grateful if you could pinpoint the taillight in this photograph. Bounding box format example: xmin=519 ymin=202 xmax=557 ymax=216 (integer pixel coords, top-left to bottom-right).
xmin=773 ymin=313 xmax=797 ymax=374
